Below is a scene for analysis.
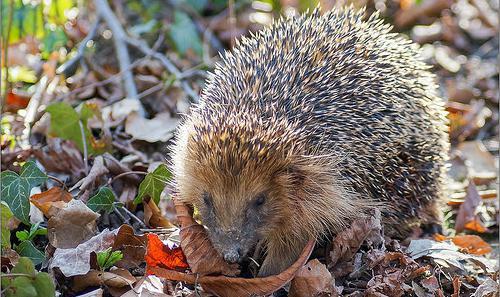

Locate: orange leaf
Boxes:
[145,233,188,274]
[451,235,492,255]
[30,187,73,217]
[433,233,447,242]
[464,218,488,233]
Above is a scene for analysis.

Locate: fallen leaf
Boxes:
[30,187,73,217]
[174,198,240,276]
[365,269,411,297]
[72,268,136,292]
[289,259,338,297]
[47,199,100,248]
[70,155,109,193]
[455,181,483,232]
[451,235,492,255]
[407,239,496,273]
[33,138,85,179]
[145,233,189,272]
[49,228,116,277]
[148,240,315,297]
[472,277,499,297]
[144,197,174,228]
[456,141,497,179]
[328,209,383,277]
[112,225,147,269]
[421,276,440,293]
[125,112,179,143]
[121,275,168,297]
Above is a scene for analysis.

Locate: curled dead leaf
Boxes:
[72,268,136,292]
[112,225,147,269]
[144,197,174,228]
[148,240,315,297]
[30,187,73,217]
[173,198,239,276]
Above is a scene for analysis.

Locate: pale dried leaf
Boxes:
[125,112,179,142]
[49,228,116,277]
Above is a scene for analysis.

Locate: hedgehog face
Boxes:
[187,167,290,264]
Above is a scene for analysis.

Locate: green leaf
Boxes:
[6,277,37,297]
[87,187,115,213]
[16,241,45,266]
[16,230,30,242]
[32,272,56,297]
[1,257,55,297]
[134,164,171,205]
[20,162,47,188]
[0,161,46,223]
[169,11,202,57]
[97,247,123,271]
[1,202,13,249]
[46,102,104,155]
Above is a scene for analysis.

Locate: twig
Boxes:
[56,17,101,76]
[93,0,145,116]
[48,175,66,188]
[124,36,199,103]
[120,207,147,228]
[78,120,89,174]
[107,171,147,186]
[137,83,165,100]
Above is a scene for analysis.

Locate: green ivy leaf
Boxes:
[32,272,56,297]
[134,164,171,205]
[96,247,123,271]
[87,187,115,213]
[169,11,202,57]
[0,161,47,223]
[16,241,45,266]
[1,202,13,249]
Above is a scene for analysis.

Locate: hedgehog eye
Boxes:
[202,192,213,207]
[254,194,266,207]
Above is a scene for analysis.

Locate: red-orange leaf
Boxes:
[451,235,492,255]
[145,233,188,274]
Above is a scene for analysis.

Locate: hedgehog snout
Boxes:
[222,245,242,263]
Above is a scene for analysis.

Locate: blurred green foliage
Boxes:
[1,0,73,57]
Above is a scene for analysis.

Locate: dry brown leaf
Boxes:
[328,209,382,277]
[144,197,174,228]
[148,240,315,297]
[73,268,136,292]
[365,269,411,297]
[33,138,85,178]
[112,225,147,269]
[174,198,239,276]
[455,181,483,232]
[30,187,73,217]
[472,277,499,297]
[421,276,440,293]
[48,199,100,248]
[289,259,338,297]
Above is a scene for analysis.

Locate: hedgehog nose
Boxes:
[223,247,241,263]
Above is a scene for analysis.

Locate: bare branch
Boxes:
[94,0,146,115]
[124,36,199,103]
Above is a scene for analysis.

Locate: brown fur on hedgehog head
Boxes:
[171,106,362,265]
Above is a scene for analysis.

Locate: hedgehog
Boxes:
[171,6,449,277]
